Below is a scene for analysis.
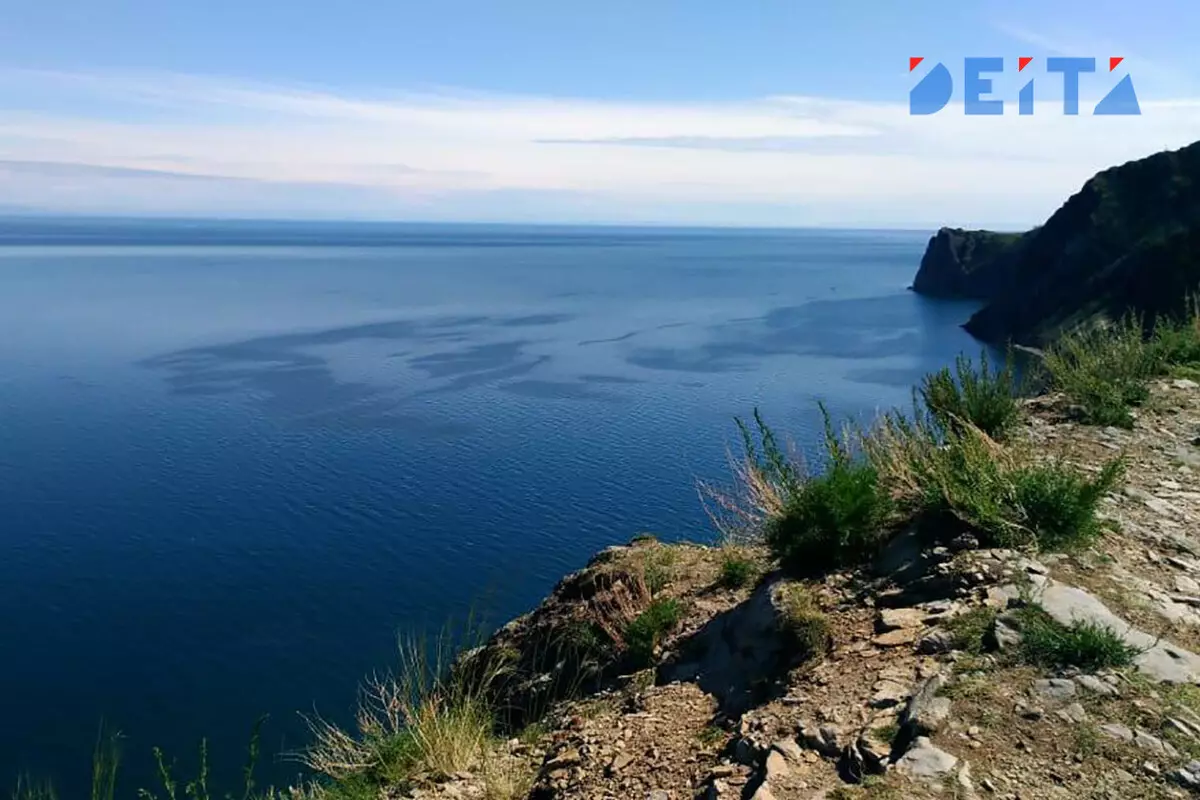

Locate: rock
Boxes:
[1144,761,1162,777]
[749,785,776,800]
[957,761,977,799]
[871,680,912,709]
[895,736,959,779]
[648,791,671,800]
[771,738,804,763]
[991,614,1023,651]
[763,749,790,780]
[903,674,952,735]
[1134,729,1179,757]
[877,607,927,632]
[873,628,920,648]
[918,628,956,654]
[985,584,1022,609]
[798,721,841,758]
[1033,678,1077,704]
[1101,723,1134,743]
[1166,718,1198,740]
[1174,379,1200,390]
[1054,702,1089,724]
[1075,674,1120,696]
[1171,767,1200,789]
[1032,579,1200,683]
[1178,574,1200,595]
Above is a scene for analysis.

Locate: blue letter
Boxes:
[1094,74,1142,115]
[964,57,1004,115]
[1019,79,1034,115]
[1047,57,1096,115]
[910,62,953,115]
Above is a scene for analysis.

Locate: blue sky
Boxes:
[1,0,1198,226]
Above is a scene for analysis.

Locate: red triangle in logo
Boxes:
[1110,56,1124,71]
[909,56,924,72]
[1018,56,1033,72]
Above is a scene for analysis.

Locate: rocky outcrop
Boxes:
[912,140,1200,346]
[909,227,1025,299]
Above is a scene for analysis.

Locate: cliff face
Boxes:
[912,140,1200,346]
[909,227,1025,299]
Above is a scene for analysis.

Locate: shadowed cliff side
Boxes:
[912,140,1200,347]
[909,227,1026,300]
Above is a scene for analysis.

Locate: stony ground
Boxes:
[401,377,1200,800]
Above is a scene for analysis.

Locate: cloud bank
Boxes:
[1,69,1198,226]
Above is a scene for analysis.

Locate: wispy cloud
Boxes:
[0,68,1197,226]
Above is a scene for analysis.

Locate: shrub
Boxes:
[1149,296,1200,373]
[920,349,1022,440]
[1044,316,1158,428]
[624,598,681,669]
[755,406,893,573]
[1010,457,1125,551]
[717,548,756,589]
[870,415,1124,552]
[1014,606,1140,670]
[778,583,832,662]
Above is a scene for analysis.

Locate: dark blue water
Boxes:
[0,219,982,796]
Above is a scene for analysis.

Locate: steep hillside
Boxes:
[912,141,1200,346]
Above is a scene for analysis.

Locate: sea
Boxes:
[0,218,984,796]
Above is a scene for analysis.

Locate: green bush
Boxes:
[624,598,681,668]
[717,549,756,589]
[1011,458,1125,551]
[920,349,1022,440]
[1014,606,1140,670]
[1149,297,1200,372]
[750,406,893,574]
[902,422,1123,552]
[1044,316,1158,428]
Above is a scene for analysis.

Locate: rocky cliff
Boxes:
[912,141,1200,346]
[909,227,1026,299]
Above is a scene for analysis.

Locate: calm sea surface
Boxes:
[0,219,982,795]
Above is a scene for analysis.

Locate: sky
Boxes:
[1,0,1198,228]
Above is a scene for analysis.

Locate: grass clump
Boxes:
[639,546,678,595]
[623,598,681,669]
[920,348,1022,440]
[303,631,513,795]
[716,547,756,589]
[728,406,893,574]
[1013,606,1140,671]
[1044,316,1158,428]
[778,583,832,662]
[944,606,998,655]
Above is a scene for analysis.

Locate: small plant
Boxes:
[756,405,894,573]
[1044,316,1158,428]
[1014,606,1140,670]
[137,716,268,800]
[920,349,1022,440]
[872,720,900,747]
[717,547,756,589]
[624,598,681,668]
[640,546,678,595]
[1149,295,1200,372]
[778,583,832,662]
[12,777,58,800]
[696,725,728,747]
